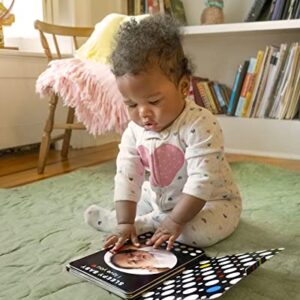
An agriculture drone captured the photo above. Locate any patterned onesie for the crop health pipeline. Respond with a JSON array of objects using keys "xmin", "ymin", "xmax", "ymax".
[{"xmin": 114, "ymin": 98, "xmax": 242, "ymax": 247}]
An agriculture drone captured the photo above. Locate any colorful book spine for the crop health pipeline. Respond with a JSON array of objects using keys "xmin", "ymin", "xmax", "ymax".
[
  {"xmin": 257, "ymin": 48, "xmax": 281, "ymax": 118},
  {"xmin": 220, "ymin": 84, "xmax": 231, "ymax": 106},
  {"xmin": 266, "ymin": 0, "xmax": 277, "ymax": 20},
  {"xmin": 265, "ymin": 44, "xmax": 289, "ymax": 117},
  {"xmin": 287, "ymin": 0, "xmax": 297, "ymax": 19},
  {"xmin": 271, "ymin": 0, "xmax": 286, "ymax": 20},
  {"xmin": 127, "ymin": 0, "xmax": 135, "ymax": 15},
  {"xmin": 269, "ymin": 44, "xmax": 295, "ymax": 118},
  {"xmin": 169, "ymin": 0, "xmax": 187, "ymax": 25},
  {"xmin": 227, "ymin": 60, "xmax": 250, "ymax": 116},
  {"xmin": 281, "ymin": 0, "xmax": 291, "ymax": 19},
  {"xmin": 205, "ymin": 81, "xmax": 221, "ymax": 114},
  {"xmin": 235, "ymin": 57, "xmax": 257, "ymax": 117},
  {"xmin": 250, "ymin": 46, "xmax": 274, "ymax": 117},
  {"xmin": 197, "ymin": 81, "xmax": 213, "ymax": 112},
  {"xmin": 191, "ymin": 77, "xmax": 205, "ymax": 107},
  {"xmin": 242, "ymin": 50, "xmax": 265, "ymax": 117},
  {"xmin": 213, "ymin": 83, "xmax": 228, "ymax": 113},
  {"xmin": 277, "ymin": 43, "xmax": 300, "ymax": 119},
  {"xmin": 285, "ymin": 59, "xmax": 300, "ymax": 119}
]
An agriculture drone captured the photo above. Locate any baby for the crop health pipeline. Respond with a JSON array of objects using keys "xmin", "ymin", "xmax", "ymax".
[{"xmin": 85, "ymin": 14, "xmax": 242, "ymax": 252}]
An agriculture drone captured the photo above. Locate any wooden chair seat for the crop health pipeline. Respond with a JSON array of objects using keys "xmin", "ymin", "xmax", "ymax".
[{"xmin": 34, "ymin": 20, "xmax": 94, "ymax": 174}]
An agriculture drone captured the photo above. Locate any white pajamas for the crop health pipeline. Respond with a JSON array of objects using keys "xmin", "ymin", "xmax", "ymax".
[{"xmin": 114, "ymin": 98, "xmax": 242, "ymax": 247}]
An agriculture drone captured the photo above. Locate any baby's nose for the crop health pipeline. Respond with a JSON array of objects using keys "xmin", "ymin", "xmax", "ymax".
[{"xmin": 139, "ymin": 106, "xmax": 152, "ymax": 118}]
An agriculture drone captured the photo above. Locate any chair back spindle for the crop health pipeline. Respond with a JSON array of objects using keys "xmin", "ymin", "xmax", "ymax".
[{"xmin": 34, "ymin": 20, "xmax": 94, "ymax": 174}]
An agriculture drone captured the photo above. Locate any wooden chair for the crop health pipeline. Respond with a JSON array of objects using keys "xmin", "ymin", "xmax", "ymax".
[{"xmin": 34, "ymin": 20, "xmax": 94, "ymax": 174}]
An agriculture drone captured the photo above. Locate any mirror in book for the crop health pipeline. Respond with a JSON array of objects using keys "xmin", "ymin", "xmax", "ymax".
[{"xmin": 104, "ymin": 244, "xmax": 178, "ymax": 275}]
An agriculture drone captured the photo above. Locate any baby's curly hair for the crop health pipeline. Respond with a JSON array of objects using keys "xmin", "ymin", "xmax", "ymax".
[{"xmin": 110, "ymin": 14, "xmax": 192, "ymax": 85}]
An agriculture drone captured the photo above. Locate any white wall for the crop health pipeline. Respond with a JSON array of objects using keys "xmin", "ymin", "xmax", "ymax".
[{"xmin": 0, "ymin": 52, "xmax": 51, "ymax": 149}]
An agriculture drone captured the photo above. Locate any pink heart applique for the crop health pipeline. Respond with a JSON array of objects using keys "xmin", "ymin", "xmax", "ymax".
[{"xmin": 138, "ymin": 144, "xmax": 184, "ymax": 187}]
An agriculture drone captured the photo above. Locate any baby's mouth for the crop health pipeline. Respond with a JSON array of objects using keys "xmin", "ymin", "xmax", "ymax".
[{"xmin": 144, "ymin": 122, "xmax": 156, "ymax": 130}]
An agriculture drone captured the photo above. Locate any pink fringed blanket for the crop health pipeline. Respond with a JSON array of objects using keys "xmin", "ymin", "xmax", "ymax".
[{"xmin": 36, "ymin": 58, "xmax": 129, "ymax": 135}]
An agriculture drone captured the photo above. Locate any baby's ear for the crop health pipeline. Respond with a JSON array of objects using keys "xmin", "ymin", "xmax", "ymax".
[{"xmin": 179, "ymin": 75, "xmax": 190, "ymax": 96}]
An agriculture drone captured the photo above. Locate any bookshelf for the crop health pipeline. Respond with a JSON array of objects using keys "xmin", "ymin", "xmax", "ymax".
[{"xmin": 182, "ymin": 20, "xmax": 300, "ymax": 160}]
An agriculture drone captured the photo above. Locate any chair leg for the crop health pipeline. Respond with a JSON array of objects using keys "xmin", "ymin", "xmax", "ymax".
[
  {"xmin": 61, "ymin": 107, "xmax": 75, "ymax": 159},
  {"xmin": 37, "ymin": 94, "xmax": 59, "ymax": 174}
]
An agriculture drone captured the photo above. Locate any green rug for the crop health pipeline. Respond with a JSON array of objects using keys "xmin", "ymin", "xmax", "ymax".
[{"xmin": 0, "ymin": 160, "xmax": 299, "ymax": 300}]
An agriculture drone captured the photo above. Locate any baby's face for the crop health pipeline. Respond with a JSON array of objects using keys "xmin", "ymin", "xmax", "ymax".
[
  {"xmin": 113, "ymin": 250, "xmax": 155, "ymax": 269},
  {"xmin": 116, "ymin": 65, "xmax": 189, "ymax": 132}
]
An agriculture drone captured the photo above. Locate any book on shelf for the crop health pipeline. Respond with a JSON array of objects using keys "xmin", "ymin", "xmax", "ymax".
[
  {"xmin": 245, "ymin": 0, "xmax": 300, "ymax": 21},
  {"xmin": 203, "ymin": 81, "xmax": 220, "ymax": 114},
  {"xmin": 191, "ymin": 76, "xmax": 208, "ymax": 108},
  {"xmin": 66, "ymin": 232, "xmax": 284, "ymax": 300},
  {"xmin": 268, "ymin": 44, "xmax": 296, "ymax": 118},
  {"xmin": 265, "ymin": 0, "xmax": 277, "ymax": 20},
  {"xmin": 208, "ymin": 81, "xmax": 222, "ymax": 113},
  {"xmin": 212, "ymin": 82, "xmax": 228, "ymax": 113},
  {"xmin": 220, "ymin": 84, "xmax": 231, "ymax": 107},
  {"xmin": 127, "ymin": 0, "xmax": 135, "ymax": 15},
  {"xmin": 250, "ymin": 45, "xmax": 276, "ymax": 117},
  {"xmin": 256, "ymin": 47, "xmax": 281, "ymax": 118},
  {"xmin": 285, "ymin": 58, "xmax": 300, "ymax": 119},
  {"xmin": 167, "ymin": 0, "xmax": 187, "ymax": 25},
  {"xmin": 235, "ymin": 57, "xmax": 257, "ymax": 117},
  {"xmin": 227, "ymin": 60, "xmax": 249, "ymax": 116},
  {"xmin": 287, "ymin": 0, "xmax": 297, "ymax": 19},
  {"xmin": 276, "ymin": 43, "xmax": 300, "ymax": 119},
  {"xmin": 196, "ymin": 81, "xmax": 213, "ymax": 112},
  {"xmin": 257, "ymin": 44, "xmax": 291, "ymax": 118},
  {"xmin": 244, "ymin": 0, "xmax": 270, "ymax": 22},
  {"xmin": 281, "ymin": 0, "xmax": 292, "ymax": 19},
  {"xmin": 192, "ymin": 78, "xmax": 229, "ymax": 115},
  {"xmin": 242, "ymin": 50, "xmax": 265, "ymax": 117},
  {"xmin": 134, "ymin": 0, "xmax": 142, "ymax": 15},
  {"xmin": 271, "ymin": 0, "xmax": 286, "ymax": 20},
  {"xmin": 146, "ymin": 0, "xmax": 162, "ymax": 15},
  {"xmin": 264, "ymin": 44, "xmax": 290, "ymax": 117},
  {"xmin": 227, "ymin": 41, "xmax": 300, "ymax": 120},
  {"xmin": 294, "ymin": 0, "xmax": 300, "ymax": 19}
]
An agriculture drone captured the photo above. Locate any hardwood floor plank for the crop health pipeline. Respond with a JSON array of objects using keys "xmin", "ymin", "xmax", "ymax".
[
  {"xmin": 0, "ymin": 143, "xmax": 119, "ymax": 188},
  {"xmin": 0, "ymin": 142, "xmax": 119, "ymax": 177}
]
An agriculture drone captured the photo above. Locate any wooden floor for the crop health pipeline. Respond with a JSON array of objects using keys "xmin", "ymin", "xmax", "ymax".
[{"xmin": 0, "ymin": 142, "xmax": 299, "ymax": 188}]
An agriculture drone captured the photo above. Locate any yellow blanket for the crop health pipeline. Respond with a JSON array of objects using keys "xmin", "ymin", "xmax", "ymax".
[{"xmin": 76, "ymin": 13, "xmax": 148, "ymax": 64}]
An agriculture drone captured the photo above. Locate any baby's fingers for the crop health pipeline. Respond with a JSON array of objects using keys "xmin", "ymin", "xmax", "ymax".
[
  {"xmin": 130, "ymin": 232, "xmax": 140, "ymax": 247},
  {"xmin": 146, "ymin": 230, "xmax": 161, "ymax": 246},
  {"xmin": 112, "ymin": 236, "xmax": 128, "ymax": 252},
  {"xmin": 103, "ymin": 235, "xmax": 118, "ymax": 249},
  {"xmin": 153, "ymin": 234, "xmax": 170, "ymax": 249},
  {"xmin": 166, "ymin": 235, "xmax": 176, "ymax": 251}
]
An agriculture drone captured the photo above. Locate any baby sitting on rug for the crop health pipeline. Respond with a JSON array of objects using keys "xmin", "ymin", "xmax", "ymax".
[{"xmin": 84, "ymin": 14, "xmax": 242, "ymax": 251}]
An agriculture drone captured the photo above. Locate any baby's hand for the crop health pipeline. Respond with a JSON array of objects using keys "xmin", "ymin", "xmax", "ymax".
[
  {"xmin": 103, "ymin": 224, "xmax": 140, "ymax": 253},
  {"xmin": 146, "ymin": 215, "xmax": 184, "ymax": 251}
]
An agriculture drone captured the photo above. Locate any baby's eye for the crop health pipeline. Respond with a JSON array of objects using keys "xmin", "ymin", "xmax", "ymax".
[
  {"xmin": 127, "ymin": 103, "xmax": 137, "ymax": 108},
  {"xmin": 149, "ymin": 99, "xmax": 161, "ymax": 105}
]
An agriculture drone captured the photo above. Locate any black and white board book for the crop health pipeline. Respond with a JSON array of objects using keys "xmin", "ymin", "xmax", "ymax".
[{"xmin": 66, "ymin": 232, "xmax": 283, "ymax": 299}]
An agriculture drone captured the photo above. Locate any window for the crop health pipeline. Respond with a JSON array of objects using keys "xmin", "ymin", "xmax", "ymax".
[{"xmin": 3, "ymin": 0, "xmax": 43, "ymax": 51}]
